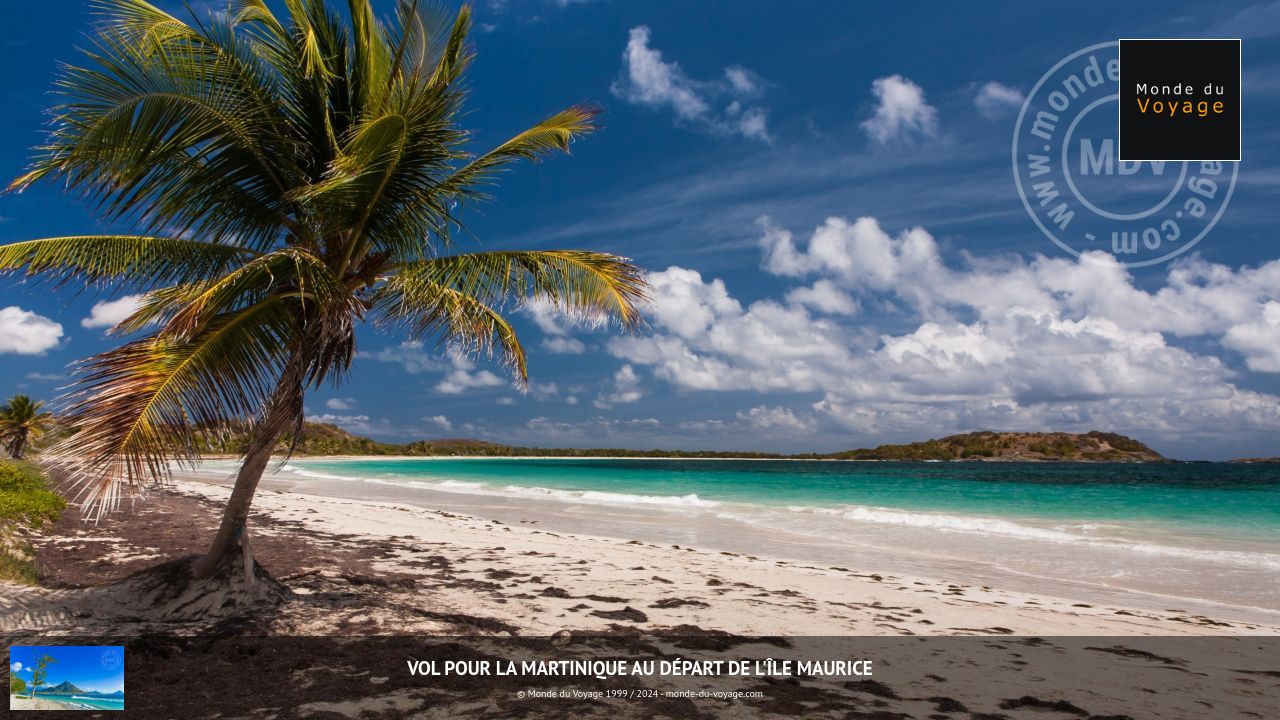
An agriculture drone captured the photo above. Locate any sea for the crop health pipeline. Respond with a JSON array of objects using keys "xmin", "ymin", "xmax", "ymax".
[
  {"xmin": 58, "ymin": 696, "xmax": 125, "ymax": 710},
  {"xmin": 207, "ymin": 458, "xmax": 1280, "ymax": 617}
]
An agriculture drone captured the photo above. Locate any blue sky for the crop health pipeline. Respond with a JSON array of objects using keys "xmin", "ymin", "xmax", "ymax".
[
  {"xmin": 9, "ymin": 645, "xmax": 124, "ymax": 694},
  {"xmin": 2, "ymin": 1, "xmax": 1280, "ymax": 459}
]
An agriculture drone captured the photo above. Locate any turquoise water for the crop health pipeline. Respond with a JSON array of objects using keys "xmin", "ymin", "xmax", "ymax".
[
  {"xmin": 245, "ymin": 457, "xmax": 1280, "ymax": 610},
  {"xmin": 48, "ymin": 695, "xmax": 124, "ymax": 710},
  {"xmin": 289, "ymin": 458, "xmax": 1280, "ymax": 545}
]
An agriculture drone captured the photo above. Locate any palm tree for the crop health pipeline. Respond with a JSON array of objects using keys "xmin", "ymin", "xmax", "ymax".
[
  {"xmin": 0, "ymin": 395, "xmax": 54, "ymax": 459},
  {"xmin": 0, "ymin": 0, "xmax": 647, "ymax": 583}
]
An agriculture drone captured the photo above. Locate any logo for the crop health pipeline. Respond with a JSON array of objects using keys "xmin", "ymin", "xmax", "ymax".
[
  {"xmin": 1013, "ymin": 42, "xmax": 1237, "ymax": 268},
  {"xmin": 100, "ymin": 647, "xmax": 122, "ymax": 671},
  {"xmin": 1118, "ymin": 39, "xmax": 1241, "ymax": 161}
]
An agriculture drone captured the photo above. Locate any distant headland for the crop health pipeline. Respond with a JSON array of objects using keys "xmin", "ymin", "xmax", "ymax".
[{"xmin": 198, "ymin": 424, "xmax": 1168, "ymax": 462}]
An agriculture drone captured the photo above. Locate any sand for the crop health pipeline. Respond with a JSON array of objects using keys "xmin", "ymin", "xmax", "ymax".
[
  {"xmin": 8, "ymin": 694, "xmax": 82, "ymax": 710},
  {"xmin": 3, "ymin": 473, "xmax": 1278, "ymax": 718},
  {"xmin": 5, "ymin": 473, "xmax": 1273, "ymax": 636}
]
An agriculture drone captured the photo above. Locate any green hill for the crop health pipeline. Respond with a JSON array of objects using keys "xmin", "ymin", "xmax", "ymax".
[
  {"xmin": 197, "ymin": 424, "xmax": 1163, "ymax": 462},
  {"xmin": 833, "ymin": 431, "xmax": 1163, "ymax": 462}
]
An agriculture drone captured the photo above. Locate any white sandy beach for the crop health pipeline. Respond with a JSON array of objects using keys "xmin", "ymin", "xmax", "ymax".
[
  {"xmin": 166, "ymin": 471, "xmax": 1280, "ymax": 636},
  {"xmin": 8, "ymin": 694, "xmax": 82, "ymax": 710},
  {"xmin": 2, "ymin": 467, "xmax": 1276, "ymax": 637}
]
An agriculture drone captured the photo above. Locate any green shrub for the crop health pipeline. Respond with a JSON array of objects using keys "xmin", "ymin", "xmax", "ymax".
[
  {"xmin": 0, "ymin": 461, "xmax": 65, "ymax": 528},
  {"xmin": 0, "ymin": 461, "xmax": 64, "ymax": 584},
  {"xmin": 10, "ymin": 672, "xmax": 25, "ymax": 694}
]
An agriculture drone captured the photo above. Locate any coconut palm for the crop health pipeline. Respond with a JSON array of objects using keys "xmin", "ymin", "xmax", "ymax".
[
  {"xmin": 0, "ymin": 395, "xmax": 55, "ymax": 459},
  {"xmin": 0, "ymin": 0, "xmax": 647, "ymax": 583}
]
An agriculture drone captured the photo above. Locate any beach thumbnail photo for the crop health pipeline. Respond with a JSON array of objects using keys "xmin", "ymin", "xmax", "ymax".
[{"xmin": 8, "ymin": 646, "xmax": 124, "ymax": 711}]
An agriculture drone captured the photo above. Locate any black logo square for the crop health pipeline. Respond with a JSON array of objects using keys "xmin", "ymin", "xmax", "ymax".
[{"xmin": 1119, "ymin": 39, "xmax": 1240, "ymax": 161}]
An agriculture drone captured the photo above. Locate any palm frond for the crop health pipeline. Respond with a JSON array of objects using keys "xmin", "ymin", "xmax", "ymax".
[
  {"xmin": 51, "ymin": 299, "xmax": 299, "ymax": 517},
  {"xmin": 153, "ymin": 247, "xmax": 353, "ymax": 340},
  {"xmin": 0, "ymin": 235, "xmax": 256, "ymax": 292},
  {"xmin": 390, "ymin": 250, "xmax": 648, "ymax": 324},
  {"xmin": 377, "ymin": 281, "xmax": 527, "ymax": 381},
  {"xmin": 438, "ymin": 104, "xmax": 600, "ymax": 199},
  {"xmin": 374, "ymin": 250, "xmax": 648, "ymax": 382},
  {"xmin": 11, "ymin": 1, "xmax": 301, "ymax": 248}
]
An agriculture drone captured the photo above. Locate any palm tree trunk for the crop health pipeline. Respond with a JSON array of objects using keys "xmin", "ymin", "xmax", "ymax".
[{"xmin": 191, "ymin": 348, "xmax": 308, "ymax": 579}]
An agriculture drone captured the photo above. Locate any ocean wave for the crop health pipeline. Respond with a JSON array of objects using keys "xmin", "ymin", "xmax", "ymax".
[
  {"xmin": 496, "ymin": 484, "xmax": 718, "ymax": 508},
  {"xmin": 260, "ymin": 462, "xmax": 1276, "ymax": 569},
  {"xmin": 784, "ymin": 504, "xmax": 1280, "ymax": 570},
  {"xmin": 275, "ymin": 464, "xmax": 718, "ymax": 508}
]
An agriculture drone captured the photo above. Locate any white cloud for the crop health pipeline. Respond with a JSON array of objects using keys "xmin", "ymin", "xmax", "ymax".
[
  {"xmin": 724, "ymin": 66, "xmax": 762, "ymax": 96},
  {"xmin": 608, "ymin": 217, "xmax": 1280, "ymax": 450},
  {"xmin": 593, "ymin": 364, "xmax": 644, "ymax": 408},
  {"xmin": 25, "ymin": 371, "xmax": 64, "ymax": 381},
  {"xmin": 543, "ymin": 336, "xmax": 586, "ymax": 354},
  {"xmin": 325, "ymin": 397, "xmax": 357, "ymax": 411},
  {"xmin": 435, "ymin": 350, "xmax": 506, "ymax": 394},
  {"xmin": 523, "ymin": 415, "xmax": 663, "ymax": 443},
  {"xmin": 974, "ymin": 81, "xmax": 1024, "ymax": 119},
  {"xmin": 496, "ymin": 396, "xmax": 517, "ymax": 406},
  {"xmin": 736, "ymin": 405, "xmax": 816, "ymax": 431},
  {"xmin": 861, "ymin": 75, "xmax": 938, "ymax": 143},
  {"xmin": 530, "ymin": 382, "xmax": 560, "ymax": 401},
  {"xmin": 525, "ymin": 297, "xmax": 596, "ymax": 355},
  {"xmin": 1223, "ymin": 301, "xmax": 1280, "ymax": 371},
  {"xmin": 364, "ymin": 340, "xmax": 444, "ymax": 374},
  {"xmin": 425, "ymin": 414, "xmax": 453, "ymax": 432},
  {"xmin": 785, "ymin": 279, "xmax": 858, "ymax": 315},
  {"xmin": 612, "ymin": 26, "xmax": 771, "ymax": 141},
  {"xmin": 366, "ymin": 342, "xmax": 508, "ymax": 394},
  {"xmin": 10, "ymin": 661, "xmax": 21, "ymax": 672},
  {"xmin": 81, "ymin": 294, "xmax": 143, "ymax": 329},
  {"xmin": 308, "ymin": 413, "xmax": 371, "ymax": 430},
  {"xmin": 0, "ymin": 306, "xmax": 63, "ymax": 355}
]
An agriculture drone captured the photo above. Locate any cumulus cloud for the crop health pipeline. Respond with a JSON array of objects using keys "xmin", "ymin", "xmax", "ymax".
[
  {"xmin": 325, "ymin": 397, "xmax": 356, "ymax": 410},
  {"xmin": 10, "ymin": 661, "xmax": 21, "ymax": 672},
  {"xmin": 525, "ymin": 298, "xmax": 595, "ymax": 354},
  {"xmin": 1222, "ymin": 302, "xmax": 1280, "ymax": 371},
  {"xmin": 523, "ymin": 415, "xmax": 663, "ymax": 444},
  {"xmin": 860, "ymin": 75, "xmax": 938, "ymax": 143},
  {"xmin": 364, "ymin": 340, "xmax": 444, "ymax": 374},
  {"xmin": 974, "ymin": 81, "xmax": 1024, "ymax": 119},
  {"xmin": 0, "ymin": 306, "xmax": 63, "ymax": 355},
  {"xmin": 736, "ymin": 405, "xmax": 816, "ymax": 431},
  {"xmin": 543, "ymin": 336, "xmax": 586, "ymax": 354},
  {"xmin": 612, "ymin": 26, "xmax": 771, "ymax": 141},
  {"xmin": 81, "ymin": 294, "xmax": 143, "ymax": 329},
  {"xmin": 785, "ymin": 279, "xmax": 859, "ymax": 315},
  {"xmin": 425, "ymin": 414, "xmax": 453, "ymax": 432},
  {"xmin": 594, "ymin": 364, "xmax": 645, "ymax": 408},
  {"xmin": 366, "ymin": 342, "xmax": 508, "ymax": 394},
  {"xmin": 608, "ymin": 217, "xmax": 1280, "ymax": 449},
  {"xmin": 435, "ymin": 351, "xmax": 506, "ymax": 394}
]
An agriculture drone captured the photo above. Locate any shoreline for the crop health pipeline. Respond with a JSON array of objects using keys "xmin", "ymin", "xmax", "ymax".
[
  {"xmin": 8, "ymin": 694, "xmax": 85, "ymax": 710},
  {"xmin": 209, "ymin": 459, "xmax": 1280, "ymax": 620},
  {"xmin": 175, "ymin": 470, "xmax": 1279, "ymax": 634},
  {"xmin": 6, "ymin": 468, "xmax": 1276, "ymax": 637},
  {"xmin": 200, "ymin": 453, "xmax": 1188, "ymax": 463}
]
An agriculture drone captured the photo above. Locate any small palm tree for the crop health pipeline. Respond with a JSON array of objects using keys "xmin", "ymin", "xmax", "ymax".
[
  {"xmin": 0, "ymin": 0, "xmax": 647, "ymax": 583},
  {"xmin": 0, "ymin": 395, "xmax": 55, "ymax": 459}
]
